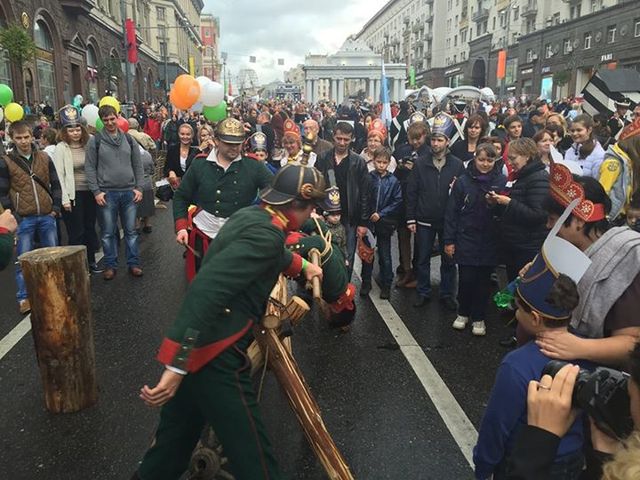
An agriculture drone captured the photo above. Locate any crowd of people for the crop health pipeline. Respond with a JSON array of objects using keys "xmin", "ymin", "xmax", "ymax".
[{"xmin": 1, "ymin": 88, "xmax": 640, "ymax": 479}]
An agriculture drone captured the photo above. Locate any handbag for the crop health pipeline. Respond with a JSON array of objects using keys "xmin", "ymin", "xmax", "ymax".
[{"xmin": 155, "ymin": 184, "xmax": 174, "ymax": 201}]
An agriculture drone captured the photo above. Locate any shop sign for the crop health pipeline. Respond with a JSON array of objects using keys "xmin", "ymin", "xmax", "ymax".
[
  {"xmin": 521, "ymin": 67, "xmax": 533, "ymax": 75},
  {"xmin": 541, "ymin": 66, "xmax": 551, "ymax": 74},
  {"xmin": 445, "ymin": 67, "xmax": 461, "ymax": 76},
  {"xmin": 601, "ymin": 53, "xmax": 614, "ymax": 62}
]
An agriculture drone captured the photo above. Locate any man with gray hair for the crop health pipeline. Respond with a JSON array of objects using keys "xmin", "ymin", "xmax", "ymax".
[
  {"xmin": 128, "ymin": 118, "xmax": 157, "ymax": 153},
  {"xmin": 303, "ymin": 119, "xmax": 333, "ymax": 159}
]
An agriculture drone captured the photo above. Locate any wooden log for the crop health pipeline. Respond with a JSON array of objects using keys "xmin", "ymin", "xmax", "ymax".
[
  {"xmin": 308, "ymin": 248, "xmax": 322, "ymax": 300},
  {"xmin": 19, "ymin": 246, "xmax": 97, "ymax": 413},
  {"xmin": 255, "ymin": 326, "xmax": 354, "ymax": 480},
  {"xmin": 283, "ymin": 296, "xmax": 310, "ymax": 327}
]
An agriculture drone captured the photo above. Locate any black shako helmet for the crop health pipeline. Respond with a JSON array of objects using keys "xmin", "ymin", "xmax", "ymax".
[{"xmin": 260, "ymin": 164, "xmax": 326, "ymax": 205}]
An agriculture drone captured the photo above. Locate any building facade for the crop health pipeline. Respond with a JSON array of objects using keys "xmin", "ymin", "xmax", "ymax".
[
  {"xmin": 354, "ymin": 0, "xmax": 636, "ymax": 98},
  {"xmin": 200, "ymin": 14, "xmax": 220, "ymax": 81},
  {"xmin": 0, "ymin": 0, "xmax": 203, "ymax": 109}
]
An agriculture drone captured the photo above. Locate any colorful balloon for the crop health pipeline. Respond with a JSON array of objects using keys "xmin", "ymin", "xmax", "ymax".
[
  {"xmin": 0, "ymin": 107, "xmax": 4, "ymax": 123},
  {"xmin": 81, "ymin": 104, "xmax": 100, "ymax": 127},
  {"xmin": 202, "ymin": 101, "xmax": 227, "ymax": 122},
  {"xmin": 72, "ymin": 94, "xmax": 83, "ymax": 108},
  {"xmin": 170, "ymin": 74, "xmax": 200, "ymax": 110},
  {"xmin": 116, "ymin": 116, "xmax": 129, "ymax": 133},
  {"xmin": 200, "ymin": 81, "xmax": 224, "ymax": 106},
  {"xmin": 95, "ymin": 118, "xmax": 104, "ymax": 131},
  {"xmin": 0, "ymin": 84, "xmax": 12, "ymax": 107},
  {"xmin": 4, "ymin": 102, "xmax": 24, "ymax": 122},
  {"xmin": 99, "ymin": 95, "xmax": 121, "ymax": 113}
]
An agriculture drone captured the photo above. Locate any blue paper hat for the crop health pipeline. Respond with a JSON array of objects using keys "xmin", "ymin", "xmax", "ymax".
[
  {"xmin": 431, "ymin": 112, "xmax": 456, "ymax": 140},
  {"xmin": 59, "ymin": 105, "xmax": 81, "ymax": 127},
  {"xmin": 249, "ymin": 131, "xmax": 268, "ymax": 152},
  {"xmin": 517, "ymin": 200, "xmax": 591, "ymax": 320},
  {"xmin": 408, "ymin": 112, "xmax": 427, "ymax": 125},
  {"xmin": 320, "ymin": 186, "xmax": 341, "ymax": 213}
]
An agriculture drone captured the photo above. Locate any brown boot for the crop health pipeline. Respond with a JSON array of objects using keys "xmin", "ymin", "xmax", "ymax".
[{"xmin": 401, "ymin": 270, "xmax": 417, "ymax": 289}]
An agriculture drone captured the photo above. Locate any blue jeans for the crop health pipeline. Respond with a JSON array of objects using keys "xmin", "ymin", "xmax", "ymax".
[
  {"xmin": 361, "ymin": 231, "xmax": 393, "ymax": 287},
  {"xmin": 415, "ymin": 224, "xmax": 456, "ymax": 298},
  {"xmin": 97, "ymin": 190, "xmax": 140, "ymax": 269},
  {"xmin": 15, "ymin": 214, "xmax": 59, "ymax": 301}
]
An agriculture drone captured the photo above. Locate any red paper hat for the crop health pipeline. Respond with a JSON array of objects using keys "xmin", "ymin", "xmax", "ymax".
[
  {"xmin": 619, "ymin": 117, "xmax": 640, "ymax": 141},
  {"xmin": 368, "ymin": 118, "xmax": 387, "ymax": 141},
  {"xmin": 550, "ymin": 161, "xmax": 606, "ymax": 222},
  {"xmin": 283, "ymin": 119, "xmax": 300, "ymax": 139}
]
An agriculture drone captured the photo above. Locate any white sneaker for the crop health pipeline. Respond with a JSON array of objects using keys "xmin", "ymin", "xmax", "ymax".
[
  {"xmin": 472, "ymin": 321, "xmax": 486, "ymax": 336},
  {"xmin": 452, "ymin": 315, "xmax": 469, "ymax": 330}
]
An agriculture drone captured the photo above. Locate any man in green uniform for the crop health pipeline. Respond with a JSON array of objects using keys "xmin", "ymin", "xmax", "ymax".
[
  {"xmin": 0, "ymin": 209, "xmax": 17, "ymax": 271},
  {"xmin": 133, "ymin": 164, "xmax": 326, "ymax": 480},
  {"xmin": 173, "ymin": 117, "xmax": 273, "ymax": 281}
]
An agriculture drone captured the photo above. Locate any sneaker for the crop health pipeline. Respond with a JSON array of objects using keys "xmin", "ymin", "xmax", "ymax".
[
  {"xmin": 360, "ymin": 282, "xmax": 371, "ymax": 297},
  {"xmin": 452, "ymin": 315, "xmax": 469, "ymax": 330},
  {"xmin": 379, "ymin": 286, "xmax": 390, "ymax": 300},
  {"xmin": 413, "ymin": 295, "xmax": 431, "ymax": 308},
  {"xmin": 89, "ymin": 263, "xmax": 105, "ymax": 274},
  {"xmin": 472, "ymin": 321, "xmax": 487, "ymax": 336},
  {"xmin": 19, "ymin": 299, "xmax": 31, "ymax": 315}
]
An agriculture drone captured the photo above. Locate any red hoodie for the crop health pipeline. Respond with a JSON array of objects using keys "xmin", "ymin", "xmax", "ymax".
[{"xmin": 144, "ymin": 118, "xmax": 161, "ymax": 141}]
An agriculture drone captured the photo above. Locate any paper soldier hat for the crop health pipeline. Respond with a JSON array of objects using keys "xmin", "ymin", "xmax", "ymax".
[
  {"xmin": 550, "ymin": 160, "xmax": 606, "ymax": 222},
  {"xmin": 260, "ymin": 164, "xmax": 326, "ymax": 205},
  {"xmin": 59, "ymin": 105, "xmax": 81, "ymax": 127},
  {"xmin": 215, "ymin": 118, "xmax": 245, "ymax": 144},
  {"xmin": 249, "ymin": 131, "xmax": 268, "ymax": 152},
  {"xmin": 319, "ymin": 186, "xmax": 342, "ymax": 213},
  {"xmin": 431, "ymin": 113, "xmax": 456, "ymax": 140},
  {"xmin": 408, "ymin": 112, "xmax": 427, "ymax": 125},
  {"xmin": 283, "ymin": 118, "xmax": 301, "ymax": 140},
  {"xmin": 615, "ymin": 97, "xmax": 632, "ymax": 108},
  {"xmin": 367, "ymin": 118, "xmax": 388, "ymax": 141},
  {"xmin": 517, "ymin": 199, "xmax": 592, "ymax": 320}
]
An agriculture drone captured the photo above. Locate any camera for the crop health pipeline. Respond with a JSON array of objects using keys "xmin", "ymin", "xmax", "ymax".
[
  {"xmin": 542, "ymin": 360, "xmax": 634, "ymax": 440},
  {"xmin": 399, "ymin": 151, "xmax": 418, "ymax": 169}
]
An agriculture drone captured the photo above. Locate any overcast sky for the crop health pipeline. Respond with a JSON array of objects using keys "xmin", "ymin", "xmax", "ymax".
[{"xmin": 202, "ymin": 0, "xmax": 389, "ymax": 86}]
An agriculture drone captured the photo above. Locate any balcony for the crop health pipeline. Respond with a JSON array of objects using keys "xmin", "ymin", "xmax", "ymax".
[
  {"xmin": 60, "ymin": 0, "xmax": 95, "ymax": 14},
  {"xmin": 472, "ymin": 8, "xmax": 489, "ymax": 23},
  {"xmin": 459, "ymin": 17, "xmax": 469, "ymax": 29},
  {"xmin": 425, "ymin": 32, "xmax": 433, "ymax": 41},
  {"xmin": 522, "ymin": 1, "xmax": 538, "ymax": 17}
]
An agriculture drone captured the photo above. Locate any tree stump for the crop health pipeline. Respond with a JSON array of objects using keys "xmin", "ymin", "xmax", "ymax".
[{"xmin": 19, "ymin": 246, "xmax": 97, "ymax": 413}]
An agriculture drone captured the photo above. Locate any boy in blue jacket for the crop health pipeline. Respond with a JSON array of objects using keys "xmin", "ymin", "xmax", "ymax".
[
  {"xmin": 473, "ymin": 214, "xmax": 593, "ymax": 480},
  {"xmin": 360, "ymin": 148, "xmax": 403, "ymax": 299}
]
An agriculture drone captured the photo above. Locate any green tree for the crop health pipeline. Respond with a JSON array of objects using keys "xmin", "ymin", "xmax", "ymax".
[
  {"xmin": 0, "ymin": 23, "xmax": 36, "ymax": 66},
  {"xmin": 553, "ymin": 70, "xmax": 571, "ymax": 88},
  {"xmin": 99, "ymin": 57, "xmax": 122, "ymax": 82}
]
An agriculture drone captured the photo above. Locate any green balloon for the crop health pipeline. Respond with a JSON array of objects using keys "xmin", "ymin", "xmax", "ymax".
[
  {"xmin": 0, "ymin": 84, "xmax": 13, "ymax": 107},
  {"xmin": 96, "ymin": 118, "xmax": 104, "ymax": 131},
  {"xmin": 203, "ymin": 101, "xmax": 227, "ymax": 122}
]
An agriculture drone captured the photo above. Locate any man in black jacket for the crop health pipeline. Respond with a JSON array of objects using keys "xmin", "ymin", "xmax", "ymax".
[
  {"xmin": 316, "ymin": 122, "xmax": 370, "ymax": 278},
  {"xmin": 406, "ymin": 113, "xmax": 465, "ymax": 309}
]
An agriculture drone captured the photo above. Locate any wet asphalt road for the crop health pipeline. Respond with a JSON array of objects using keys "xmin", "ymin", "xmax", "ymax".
[{"xmin": 0, "ymin": 206, "xmax": 514, "ymax": 480}]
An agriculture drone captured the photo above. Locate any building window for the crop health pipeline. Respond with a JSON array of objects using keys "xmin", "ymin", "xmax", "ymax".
[
  {"xmin": 34, "ymin": 20, "xmax": 56, "ymax": 108},
  {"xmin": 204, "ymin": 28, "xmax": 210, "ymax": 37},
  {"xmin": 584, "ymin": 32, "xmax": 592, "ymax": 49},
  {"xmin": 607, "ymin": 25, "xmax": 616, "ymax": 44},
  {"xmin": 563, "ymin": 38, "xmax": 572, "ymax": 55},
  {"xmin": 526, "ymin": 48, "xmax": 534, "ymax": 63},
  {"xmin": 156, "ymin": 7, "xmax": 165, "ymax": 21},
  {"xmin": 591, "ymin": 0, "xmax": 602, "ymax": 12},
  {"xmin": 570, "ymin": 5, "xmax": 581, "ymax": 20},
  {"xmin": 0, "ymin": 50, "xmax": 11, "ymax": 88},
  {"xmin": 86, "ymin": 45, "xmax": 98, "ymax": 103},
  {"xmin": 454, "ymin": 35, "xmax": 457, "ymax": 46},
  {"xmin": 635, "ymin": 19, "xmax": 640, "ymax": 37},
  {"xmin": 544, "ymin": 43, "xmax": 553, "ymax": 59}
]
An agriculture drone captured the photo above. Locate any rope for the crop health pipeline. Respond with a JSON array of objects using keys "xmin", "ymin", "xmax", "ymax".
[
  {"xmin": 312, "ymin": 217, "xmax": 333, "ymax": 265},
  {"xmin": 256, "ymin": 346, "xmax": 269, "ymax": 403}
]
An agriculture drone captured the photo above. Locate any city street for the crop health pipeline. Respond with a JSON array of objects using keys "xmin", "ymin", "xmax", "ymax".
[{"xmin": 0, "ymin": 206, "xmax": 512, "ymax": 479}]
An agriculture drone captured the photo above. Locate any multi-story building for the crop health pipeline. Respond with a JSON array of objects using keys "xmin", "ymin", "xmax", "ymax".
[
  {"xmin": 0, "ymin": 0, "xmax": 203, "ymax": 108},
  {"xmin": 354, "ymin": 0, "xmax": 639, "ymax": 98},
  {"xmin": 200, "ymin": 14, "xmax": 220, "ymax": 81}
]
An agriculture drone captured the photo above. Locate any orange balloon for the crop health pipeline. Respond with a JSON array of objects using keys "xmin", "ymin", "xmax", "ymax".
[{"xmin": 170, "ymin": 74, "xmax": 200, "ymax": 110}]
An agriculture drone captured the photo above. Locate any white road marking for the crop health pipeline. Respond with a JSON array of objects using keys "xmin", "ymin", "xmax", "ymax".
[
  {"xmin": 354, "ymin": 258, "xmax": 478, "ymax": 468},
  {"xmin": 0, "ymin": 236, "xmax": 115, "ymax": 361}
]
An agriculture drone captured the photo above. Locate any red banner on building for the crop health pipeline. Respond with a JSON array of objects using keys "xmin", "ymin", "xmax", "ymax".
[
  {"xmin": 125, "ymin": 19, "xmax": 138, "ymax": 63},
  {"xmin": 496, "ymin": 50, "xmax": 507, "ymax": 80}
]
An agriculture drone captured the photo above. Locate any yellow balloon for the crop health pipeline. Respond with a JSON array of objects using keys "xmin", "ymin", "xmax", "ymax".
[
  {"xmin": 4, "ymin": 102, "xmax": 24, "ymax": 122},
  {"xmin": 99, "ymin": 96, "xmax": 121, "ymax": 113}
]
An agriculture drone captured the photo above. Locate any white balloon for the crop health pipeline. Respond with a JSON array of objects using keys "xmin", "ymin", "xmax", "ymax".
[
  {"xmin": 0, "ymin": 107, "xmax": 3, "ymax": 123},
  {"xmin": 191, "ymin": 101, "xmax": 204, "ymax": 113},
  {"xmin": 81, "ymin": 104, "xmax": 100, "ymax": 127},
  {"xmin": 200, "ymin": 81, "xmax": 224, "ymax": 106}
]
